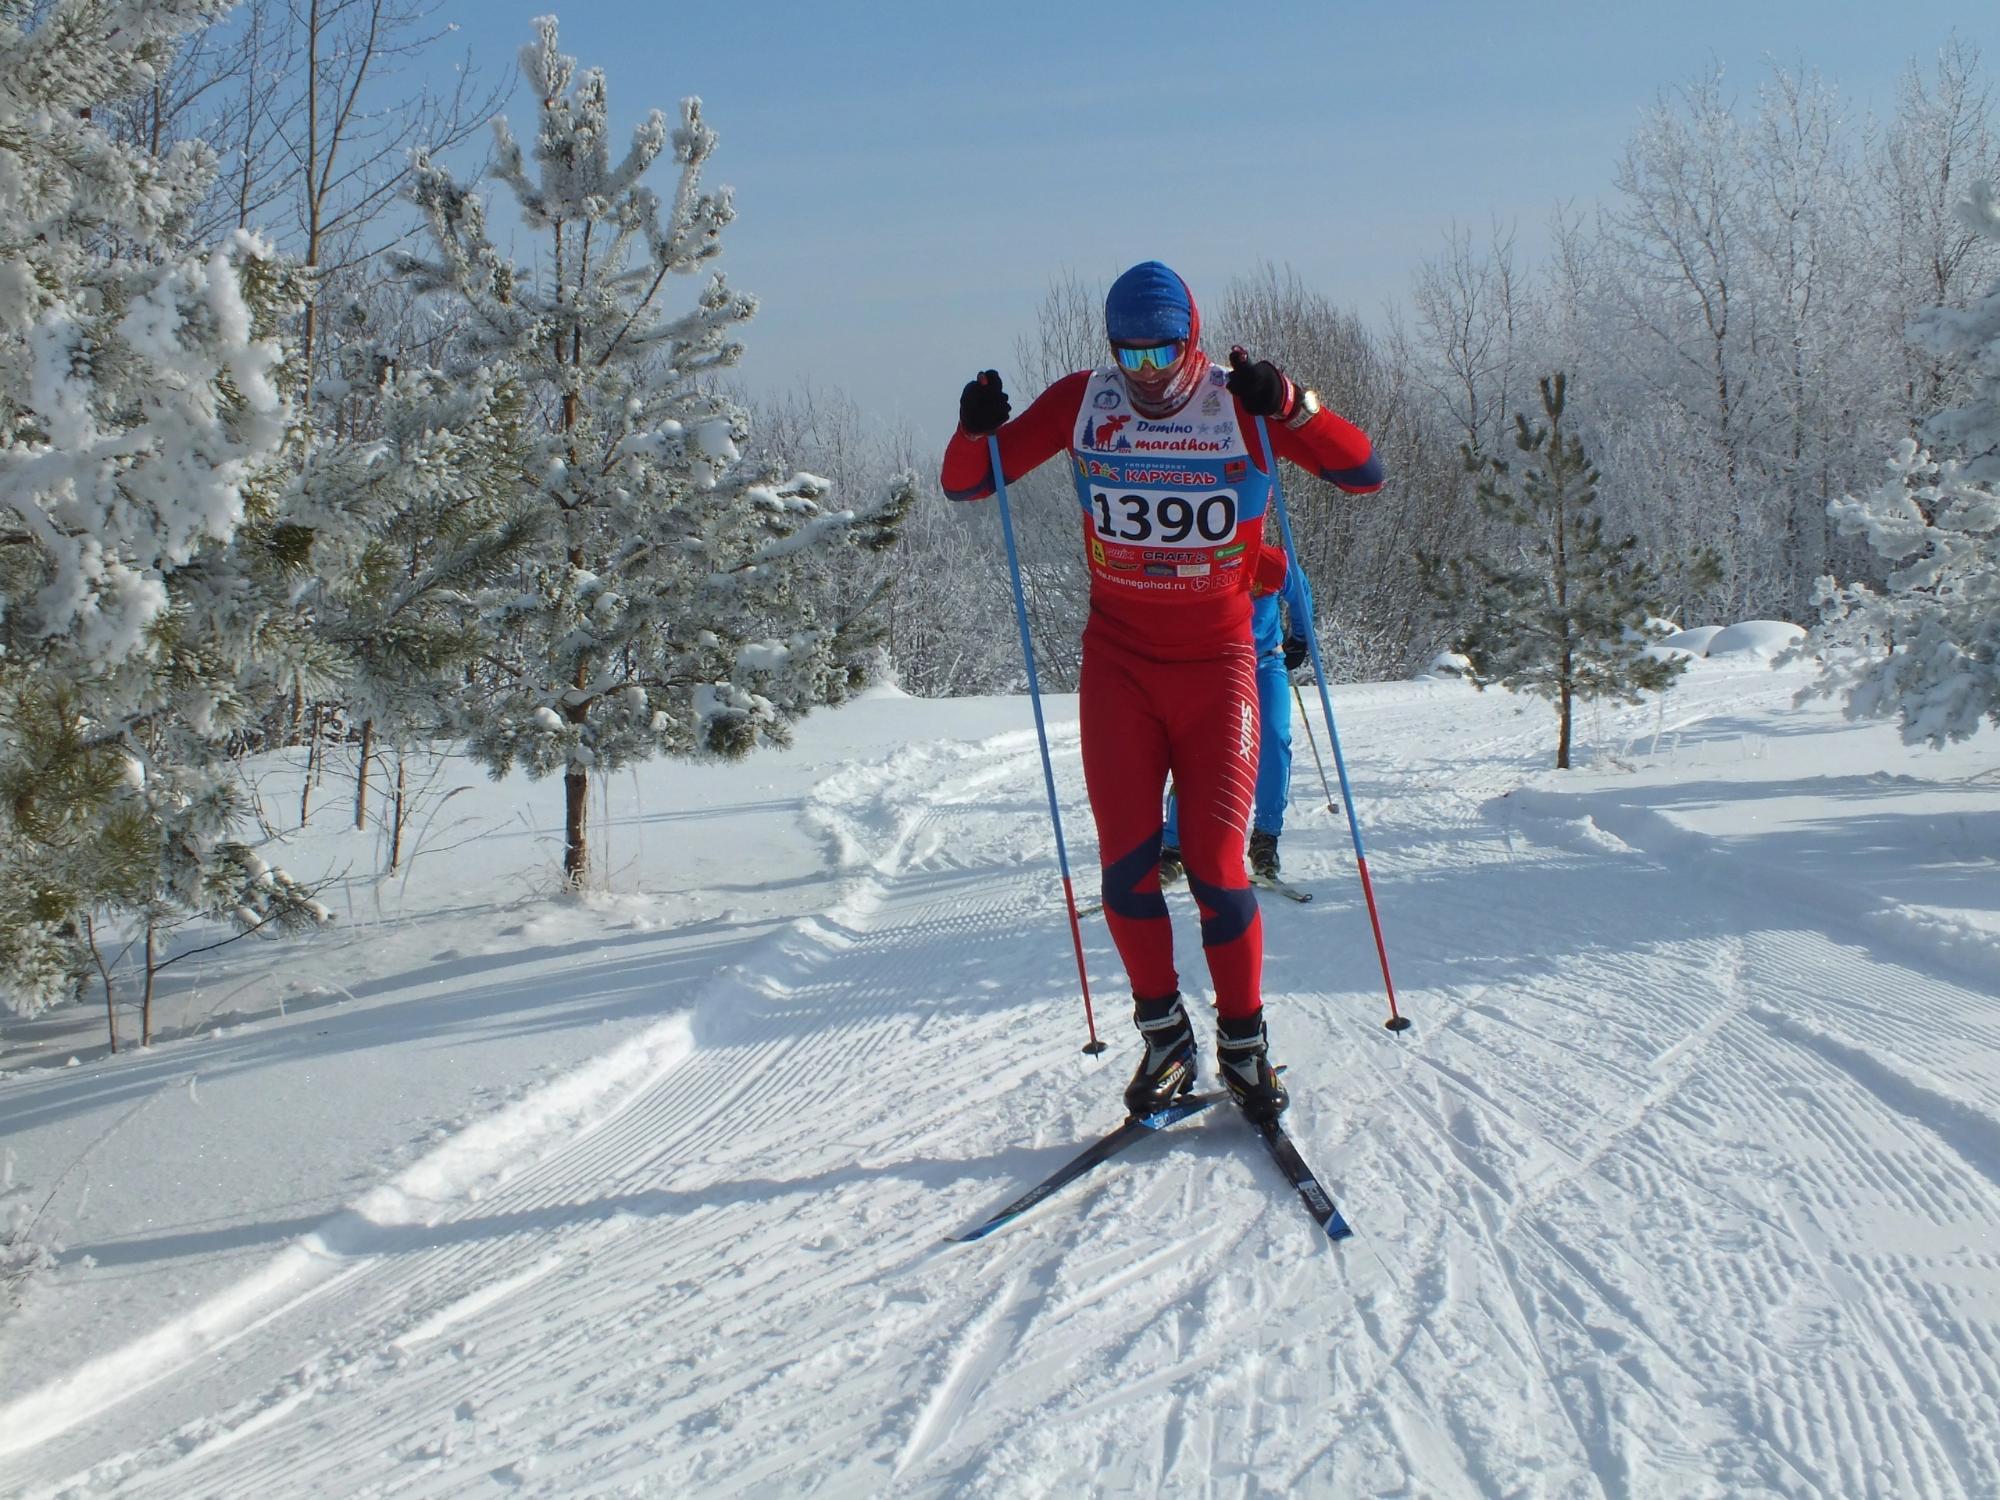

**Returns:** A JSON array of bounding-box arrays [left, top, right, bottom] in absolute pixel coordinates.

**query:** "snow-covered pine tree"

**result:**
[[284, 314, 541, 849], [1426, 373, 1691, 768], [1808, 180, 2000, 748], [397, 17, 910, 888], [0, 0, 330, 1020]]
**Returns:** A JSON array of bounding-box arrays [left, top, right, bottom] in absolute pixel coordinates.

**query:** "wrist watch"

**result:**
[[1285, 388, 1322, 430]]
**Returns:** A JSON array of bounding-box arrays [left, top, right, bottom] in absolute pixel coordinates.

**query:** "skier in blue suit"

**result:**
[[1161, 545, 1315, 886]]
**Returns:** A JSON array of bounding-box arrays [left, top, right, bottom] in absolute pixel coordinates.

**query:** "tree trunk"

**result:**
[[563, 764, 589, 889], [85, 913, 117, 1055], [562, 636, 591, 887], [1548, 375, 1574, 772], [300, 0, 322, 405], [389, 751, 407, 873], [142, 922, 157, 1047], [1557, 674, 1573, 770], [300, 702, 317, 826], [354, 718, 373, 830]]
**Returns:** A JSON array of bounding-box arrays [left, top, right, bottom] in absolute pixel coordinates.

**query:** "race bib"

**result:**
[[1069, 365, 1272, 604], [1087, 487, 1240, 549]]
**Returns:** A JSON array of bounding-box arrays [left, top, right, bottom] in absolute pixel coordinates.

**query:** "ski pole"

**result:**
[[1291, 677, 1339, 819], [1254, 417, 1411, 1033], [988, 435, 1108, 1055]]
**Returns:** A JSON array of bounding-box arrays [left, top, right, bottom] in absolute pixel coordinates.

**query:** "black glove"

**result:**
[[1283, 637, 1309, 672], [959, 370, 1010, 436], [1226, 346, 1294, 419]]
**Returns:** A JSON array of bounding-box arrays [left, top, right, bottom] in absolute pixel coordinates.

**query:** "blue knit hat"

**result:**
[[1105, 261, 1195, 344]]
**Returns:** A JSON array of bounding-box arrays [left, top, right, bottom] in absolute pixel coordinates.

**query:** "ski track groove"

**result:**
[[1347, 696, 2000, 1499], [26, 735, 1051, 1498], [892, 1271, 1029, 1481]]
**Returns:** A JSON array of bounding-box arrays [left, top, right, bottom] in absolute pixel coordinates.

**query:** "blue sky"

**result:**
[[443, 2, 1996, 436]]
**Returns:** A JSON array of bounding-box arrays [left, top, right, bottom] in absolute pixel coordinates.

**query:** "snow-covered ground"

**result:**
[[2, 654, 1997, 1498]]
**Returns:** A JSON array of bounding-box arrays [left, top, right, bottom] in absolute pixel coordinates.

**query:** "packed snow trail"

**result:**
[[5, 664, 1998, 1497]]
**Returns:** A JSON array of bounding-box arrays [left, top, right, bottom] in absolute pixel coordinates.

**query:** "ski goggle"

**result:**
[[1114, 341, 1184, 373]]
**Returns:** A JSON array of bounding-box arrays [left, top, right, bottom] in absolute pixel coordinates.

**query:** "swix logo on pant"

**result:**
[[1239, 698, 1255, 760]]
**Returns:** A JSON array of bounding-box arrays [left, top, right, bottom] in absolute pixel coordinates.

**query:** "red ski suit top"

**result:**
[[941, 371, 1381, 660], [939, 368, 1382, 1021]]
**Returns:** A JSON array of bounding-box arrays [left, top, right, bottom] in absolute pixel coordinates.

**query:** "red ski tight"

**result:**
[[1079, 629, 1263, 1020]]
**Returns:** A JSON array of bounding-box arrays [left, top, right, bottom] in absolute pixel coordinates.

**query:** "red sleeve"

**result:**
[[941, 371, 1091, 501], [1241, 397, 1384, 494]]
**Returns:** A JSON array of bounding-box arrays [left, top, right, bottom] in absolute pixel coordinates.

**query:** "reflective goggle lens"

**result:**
[[1115, 341, 1182, 373]]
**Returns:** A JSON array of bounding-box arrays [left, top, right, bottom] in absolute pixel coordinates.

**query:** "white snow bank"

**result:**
[[1657, 625, 1726, 656], [1502, 760, 2000, 994], [1705, 620, 1805, 658], [0, 1016, 695, 1457]]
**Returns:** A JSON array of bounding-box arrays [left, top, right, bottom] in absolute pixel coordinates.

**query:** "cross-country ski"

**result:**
[[1251, 873, 1315, 903], [1245, 1110, 1352, 1240], [947, 1088, 1231, 1243], [951, 1069, 1321, 1245]]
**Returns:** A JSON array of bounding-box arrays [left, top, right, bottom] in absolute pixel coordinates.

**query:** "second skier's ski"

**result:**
[[1250, 874, 1313, 903]]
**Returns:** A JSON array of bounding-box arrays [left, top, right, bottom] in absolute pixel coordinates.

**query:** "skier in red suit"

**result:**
[[941, 261, 1382, 1120]]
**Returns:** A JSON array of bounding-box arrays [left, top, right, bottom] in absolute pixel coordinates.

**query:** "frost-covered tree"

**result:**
[[1603, 75, 1755, 497], [1406, 219, 1537, 460], [1563, 62, 1895, 622], [1810, 180, 2000, 749], [1740, 66, 1873, 609], [1427, 374, 1693, 769], [1867, 37, 2000, 428], [398, 17, 908, 887], [0, 0, 337, 1020], [744, 385, 1018, 698], [285, 341, 541, 838]]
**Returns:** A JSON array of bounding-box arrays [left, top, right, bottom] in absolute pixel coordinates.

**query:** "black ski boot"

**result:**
[[1247, 828, 1280, 882], [1217, 1010, 1288, 1122], [1123, 992, 1196, 1118], [1157, 845, 1186, 887]]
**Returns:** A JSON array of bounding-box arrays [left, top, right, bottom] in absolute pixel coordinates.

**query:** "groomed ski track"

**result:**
[[6, 665, 1999, 1498]]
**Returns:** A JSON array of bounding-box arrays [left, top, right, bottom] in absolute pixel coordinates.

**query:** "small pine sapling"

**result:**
[[1425, 373, 1696, 768]]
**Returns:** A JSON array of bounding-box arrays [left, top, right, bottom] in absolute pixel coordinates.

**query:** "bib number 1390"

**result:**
[[1089, 489, 1237, 546]]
